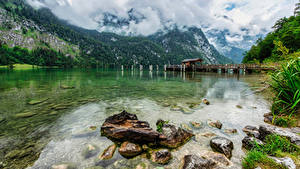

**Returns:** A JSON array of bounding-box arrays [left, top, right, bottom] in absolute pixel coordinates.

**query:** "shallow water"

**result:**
[[0, 69, 270, 169]]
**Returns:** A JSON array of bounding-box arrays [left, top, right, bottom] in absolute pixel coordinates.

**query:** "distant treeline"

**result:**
[[243, 3, 300, 63]]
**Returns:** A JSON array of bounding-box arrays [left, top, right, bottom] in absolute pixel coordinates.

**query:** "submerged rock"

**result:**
[[150, 149, 172, 164], [242, 125, 260, 138], [118, 142, 142, 158], [269, 157, 296, 169], [51, 163, 77, 169], [182, 155, 216, 169], [210, 137, 233, 159], [197, 132, 217, 138], [208, 120, 222, 129], [190, 121, 202, 129], [181, 123, 193, 131], [99, 144, 117, 160], [203, 99, 210, 105], [236, 105, 243, 109], [224, 129, 237, 134], [60, 85, 75, 89], [28, 98, 48, 105], [242, 136, 264, 150], [159, 120, 194, 148], [82, 144, 99, 159], [259, 125, 300, 146], [201, 151, 231, 167], [100, 111, 161, 144], [15, 111, 36, 118]]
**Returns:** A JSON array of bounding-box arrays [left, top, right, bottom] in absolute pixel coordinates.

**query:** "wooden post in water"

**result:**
[[156, 65, 159, 71], [121, 65, 124, 71], [164, 65, 167, 72], [183, 64, 186, 72], [180, 64, 183, 72], [149, 65, 153, 72], [131, 65, 134, 71], [140, 65, 143, 71]]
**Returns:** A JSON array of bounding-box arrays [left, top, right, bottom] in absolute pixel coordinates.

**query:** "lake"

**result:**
[[0, 69, 269, 169]]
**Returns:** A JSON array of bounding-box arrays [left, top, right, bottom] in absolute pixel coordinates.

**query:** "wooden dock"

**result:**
[[166, 64, 277, 73]]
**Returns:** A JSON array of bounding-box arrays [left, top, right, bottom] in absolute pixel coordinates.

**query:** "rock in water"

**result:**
[[190, 121, 202, 129], [224, 129, 237, 134], [118, 142, 142, 158], [259, 125, 300, 146], [208, 120, 222, 129], [203, 99, 210, 105], [151, 149, 172, 164], [182, 155, 216, 169], [210, 137, 233, 159], [100, 111, 161, 144], [159, 121, 194, 148], [242, 125, 260, 138], [242, 136, 264, 150], [82, 144, 99, 159], [99, 144, 116, 160], [51, 163, 77, 169]]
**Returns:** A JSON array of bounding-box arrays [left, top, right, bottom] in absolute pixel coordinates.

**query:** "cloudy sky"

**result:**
[[27, 0, 297, 43]]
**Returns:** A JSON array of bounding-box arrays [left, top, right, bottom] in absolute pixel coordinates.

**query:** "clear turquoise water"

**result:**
[[0, 69, 269, 169]]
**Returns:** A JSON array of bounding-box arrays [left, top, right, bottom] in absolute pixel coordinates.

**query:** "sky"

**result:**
[[27, 0, 297, 44]]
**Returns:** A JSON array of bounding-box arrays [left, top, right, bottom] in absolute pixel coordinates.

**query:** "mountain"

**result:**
[[0, 0, 233, 67]]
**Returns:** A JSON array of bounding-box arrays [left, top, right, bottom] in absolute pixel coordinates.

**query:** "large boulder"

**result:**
[[210, 137, 233, 159], [259, 125, 300, 146], [158, 120, 194, 148], [242, 125, 260, 138], [242, 136, 264, 150], [150, 149, 172, 164], [182, 155, 216, 169], [101, 111, 161, 144], [118, 142, 142, 158]]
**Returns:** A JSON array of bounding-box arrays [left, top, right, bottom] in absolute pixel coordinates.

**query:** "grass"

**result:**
[[156, 120, 169, 133], [271, 59, 300, 116], [273, 116, 297, 127], [0, 64, 38, 70], [242, 134, 300, 169]]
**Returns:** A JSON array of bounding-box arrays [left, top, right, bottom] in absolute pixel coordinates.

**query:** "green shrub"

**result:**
[[156, 120, 169, 133]]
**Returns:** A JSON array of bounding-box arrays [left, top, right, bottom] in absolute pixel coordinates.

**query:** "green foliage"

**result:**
[[271, 59, 300, 115], [156, 120, 169, 133], [242, 134, 300, 169], [243, 4, 300, 64], [273, 116, 297, 127]]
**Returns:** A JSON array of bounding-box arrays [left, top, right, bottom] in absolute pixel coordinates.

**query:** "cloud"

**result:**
[[26, 0, 297, 43]]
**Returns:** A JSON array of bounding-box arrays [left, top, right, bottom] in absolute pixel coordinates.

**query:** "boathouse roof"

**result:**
[[182, 58, 203, 63]]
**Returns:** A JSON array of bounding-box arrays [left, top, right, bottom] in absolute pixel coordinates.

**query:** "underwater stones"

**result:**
[[198, 132, 217, 138], [82, 144, 99, 159], [100, 111, 161, 144], [208, 120, 222, 129], [269, 157, 296, 169], [224, 129, 237, 134], [236, 105, 242, 109], [210, 137, 234, 159], [190, 121, 202, 129], [15, 111, 36, 118], [242, 125, 260, 138], [118, 142, 142, 158], [27, 98, 48, 105], [150, 149, 172, 164], [89, 126, 97, 130], [51, 163, 77, 169], [182, 155, 216, 169], [201, 151, 231, 167], [99, 144, 117, 160], [202, 99, 210, 105], [170, 105, 182, 111], [60, 85, 75, 89], [181, 123, 192, 131], [158, 120, 194, 148], [259, 125, 300, 146], [242, 136, 264, 150]]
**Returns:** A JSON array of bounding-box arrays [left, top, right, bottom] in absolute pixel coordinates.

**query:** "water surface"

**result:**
[[0, 69, 269, 169]]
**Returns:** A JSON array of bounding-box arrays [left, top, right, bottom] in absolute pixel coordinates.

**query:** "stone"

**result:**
[[208, 120, 222, 129], [259, 125, 300, 146], [51, 163, 77, 169], [159, 121, 194, 148], [99, 144, 117, 160], [89, 126, 97, 130], [203, 99, 210, 105], [170, 105, 182, 111], [82, 144, 99, 159], [15, 111, 36, 118], [269, 157, 296, 169], [101, 111, 161, 144], [242, 136, 264, 150], [181, 123, 193, 131], [198, 132, 216, 138], [201, 151, 231, 166], [118, 142, 142, 158], [28, 98, 48, 105], [210, 137, 234, 159], [190, 121, 202, 129], [151, 149, 172, 164], [224, 129, 237, 134], [236, 105, 242, 109], [242, 125, 260, 138], [182, 155, 216, 169]]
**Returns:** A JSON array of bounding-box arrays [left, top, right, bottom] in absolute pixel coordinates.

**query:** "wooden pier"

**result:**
[[166, 64, 276, 73]]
